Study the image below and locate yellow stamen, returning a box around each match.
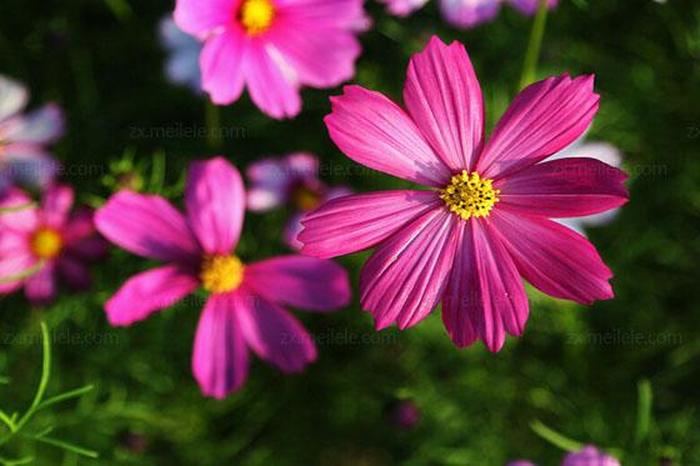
[239,0,275,35]
[292,186,321,212]
[200,255,245,294]
[440,170,500,220]
[30,228,64,259]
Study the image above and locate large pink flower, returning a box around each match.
[173,0,368,119]
[299,36,628,352]
[0,185,106,305]
[95,157,351,398]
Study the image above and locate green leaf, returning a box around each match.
[38,385,94,411]
[32,435,99,459]
[634,379,653,445]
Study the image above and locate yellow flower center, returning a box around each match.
[239,0,275,35]
[292,186,321,211]
[200,255,245,294]
[440,170,500,220]
[30,228,64,259]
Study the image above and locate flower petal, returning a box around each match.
[0,189,38,233]
[0,248,35,294]
[105,265,199,326]
[491,210,614,304]
[0,75,28,122]
[439,0,502,29]
[200,29,247,105]
[476,74,600,179]
[192,292,249,398]
[441,220,528,352]
[57,255,91,290]
[325,85,450,187]
[25,262,56,305]
[497,157,628,218]
[561,445,620,466]
[185,157,245,255]
[95,191,201,263]
[509,0,557,16]
[404,36,484,171]
[41,184,74,229]
[1,144,60,190]
[62,208,108,260]
[245,45,302,119]
[174,0,238,37]
[1,104,65,145]
[379,0,429,16]
[236,290,317,372]
[299,190,440,259]
[360,207,459,330]
[245,255,350,311]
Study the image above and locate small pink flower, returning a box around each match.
[0,75,64,194]
[509,0,557,16]
[506,462,537,466]
[173,0,368,119]
[0,185,106,305]
[95,157,351,398]
[379,0,429,17]
[299,36,628,351]
[562,445,620,466]
[246,152,350,249]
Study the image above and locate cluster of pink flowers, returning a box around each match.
[508,444,621,466]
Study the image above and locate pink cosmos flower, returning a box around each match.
[0,185,106,305]
[562,446,620,466]
[298,37,628,351]
[173,0,368,119]
[95,157,351,398]
[246,152,350,249]
[0,75,63,194]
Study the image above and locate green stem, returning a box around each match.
[518,0,549,90]
[530,420,583,452]
[205,102,223,150]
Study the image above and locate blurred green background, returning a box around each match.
[1,0,699,464]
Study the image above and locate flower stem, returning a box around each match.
[518,0,549,90]
[530,419,583,452]
[205,101,223,150]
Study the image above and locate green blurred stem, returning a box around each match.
[205,102,224,150]
[634,379,653,445]
[530,420,583,452]
[518,0,549,90]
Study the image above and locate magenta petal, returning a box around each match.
[2,103,65,145]
[477,74,600,179]
[441,220,528,352]
[325,85,450,187]
[492,210,614,304]
[0,189,38,233]
[25,262,56,306]
[360,208,459,330]
[200,29,247,106]
[562,445,620,466]
[439,0,502,29]
[245,255,350,311]
[404,36,484,171]
[0,250,35,294]
[95,191,200,263]
[174,0,237,37]
[498,157,628,218]
[236,290,317,373]
[57,255,91,290]
[299,190,440,259]
[192,292,249,398]
[105,265,199,326]
[185,157,245,255]
[245,45,302,119]
[41,184,74,229]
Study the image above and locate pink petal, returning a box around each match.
[95,191,201,264]
[299,190,440,259]
[105,265,199,326]
[476,74,600,179]
[236,289,317,372]
[185,157,245,255]
[192,292,249,398]
[441,220,528,352]
[245,255,350,311]
[1,103,65,145]
[491,210,614,304]
[25,262,56,305]
[497,157,628,218]
[379,0,429,16]
[0,189,38,233]
[41,184,74,229]
[509,0,558,16]
[325,85,450,187]
[174,0,238,37]
[360,207,459,330]
[0,75,28,122]
[1,144,60,190]
[283,211,304,250]
[404,36,484,171]
[57,255,91,290]
[200,29,248,105]
[0,247,35,294]
[562,445,620,466]
[62,208,108,260]
[245,45,302,119]
[439,0,502,29]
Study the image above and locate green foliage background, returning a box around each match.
[1,0,699,464]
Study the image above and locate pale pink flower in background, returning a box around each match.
[509,0,557,15]
[174,0,368,119]
[0,75,63,194]
[159,16,203,92]
[96,157,350,398]
[562,445,620,466]
[506,461,537,466]
[299,36,628,351]
[246,152,350,249]
[379,0,429,16]
[0,185,106,305]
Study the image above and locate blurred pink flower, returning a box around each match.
[506,462,537,466]
[299,36,628,351]
[509,0,557,15]
[0,185,106,305]
[173,0,368,119]
[0,75,64,194]
[95,157,351,398]
[246,152,350,250]
[379,0,429,16]
[159,16,203,92]
[561,446,620,466]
